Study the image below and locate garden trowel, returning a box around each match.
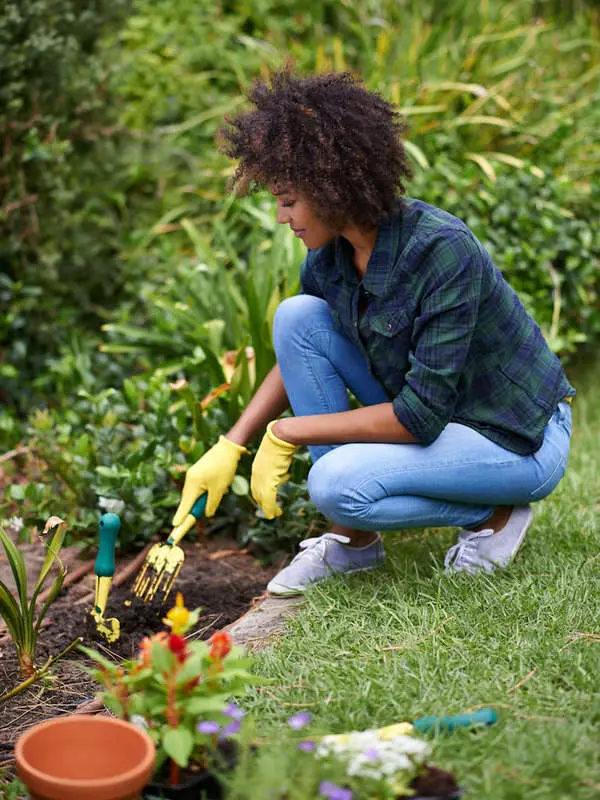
[132,493,207,604]
[91,513,121,643]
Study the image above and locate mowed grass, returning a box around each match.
[246,360,600,799]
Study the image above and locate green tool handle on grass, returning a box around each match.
[167,493,207,547]
[412,708,498,733]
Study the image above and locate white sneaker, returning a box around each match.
[444,506,533,575]
[267,532,385,596]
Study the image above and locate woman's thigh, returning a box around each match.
[308,403,572,511]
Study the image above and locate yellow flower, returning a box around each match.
[164,592,190,635]
[376,722,414,740]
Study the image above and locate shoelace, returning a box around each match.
[290,533,351,566]
[444,529,494,570]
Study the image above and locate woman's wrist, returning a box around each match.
[270,417,296,443]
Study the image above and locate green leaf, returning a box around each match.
[103,694,125,718]
[0,581,24,644]
[78,645,119,673]
[185,695,231,715]
[0,527,28,614]
[9,484,25,501]
[231,475,249,496]
[162,727,194,767]
[151,640,172,672]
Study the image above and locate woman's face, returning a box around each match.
[270,186,337,250]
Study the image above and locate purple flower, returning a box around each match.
[296,739,316,752]
[223,703,245,721]
[362,747,380,760]
[319,781,353,800]
[287,712,312,730]
[219,719,241,740]
[197,720,220,735]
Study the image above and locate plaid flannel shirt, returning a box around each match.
[300,198,575,455]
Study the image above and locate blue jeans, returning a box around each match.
[273,295,572,531]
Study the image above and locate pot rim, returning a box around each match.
[15,715,155,794]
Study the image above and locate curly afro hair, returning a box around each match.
[218,70,412,232]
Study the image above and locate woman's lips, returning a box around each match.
[292,228,305,238]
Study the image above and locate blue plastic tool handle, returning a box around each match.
[190,494,207,519]
[412,708,498,733]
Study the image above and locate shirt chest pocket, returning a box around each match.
[368,306,410,337]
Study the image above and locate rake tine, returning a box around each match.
[160,563,184,604]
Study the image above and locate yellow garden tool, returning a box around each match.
[90,513,121,643]
[132,494,207,604]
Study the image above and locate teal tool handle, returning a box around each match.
[94,513,121,577]
[413,708,497,733]
[190,494,207,519]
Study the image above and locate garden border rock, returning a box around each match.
[224,595,304,650]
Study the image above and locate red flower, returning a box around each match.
[168,633,188,663]
[209,631,232,661]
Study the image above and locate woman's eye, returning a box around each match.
[282,199,295,208]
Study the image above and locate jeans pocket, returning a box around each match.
[527,455,568,502]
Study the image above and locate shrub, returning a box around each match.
[0,0,128,413]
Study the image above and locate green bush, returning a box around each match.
[410,158,600,355]
[0,0,128,413]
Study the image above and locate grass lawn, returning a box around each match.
[246,358,600,799]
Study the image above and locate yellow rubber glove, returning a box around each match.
[251,421,299,519]
[173,436,249,521]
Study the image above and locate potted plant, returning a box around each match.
[82,593,261,799]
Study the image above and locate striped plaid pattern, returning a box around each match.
[300,198,574,455]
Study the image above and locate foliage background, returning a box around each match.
[1,0,599,551]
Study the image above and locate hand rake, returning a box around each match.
[132,494,207,604]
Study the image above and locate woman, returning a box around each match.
[172,71,574,595]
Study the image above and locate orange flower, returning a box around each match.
[139,631,168,667]
[208,631,232,661]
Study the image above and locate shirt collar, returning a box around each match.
[332,205,402,296]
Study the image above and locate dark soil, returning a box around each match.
[406,764,462,798]
[0,533,280,749]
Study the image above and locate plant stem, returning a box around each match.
[0,636,83,706]
[169,757,180,787]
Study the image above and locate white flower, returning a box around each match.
[8,516,24,533]
[98,497,125,514]
[316,727,431,783]
[130,714,149,731]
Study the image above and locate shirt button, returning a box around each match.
[387,323,392,330]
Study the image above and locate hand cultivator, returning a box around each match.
[132,493,207,604]
[90,513,121,643]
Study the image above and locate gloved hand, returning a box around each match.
[173,436,249,521]
[251,421,299,519]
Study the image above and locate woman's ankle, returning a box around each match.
[331,524,379,548]
[471,506,514,534]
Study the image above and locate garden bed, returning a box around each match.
[0,532,279,748]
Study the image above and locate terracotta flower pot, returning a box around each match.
[15,715,155,800]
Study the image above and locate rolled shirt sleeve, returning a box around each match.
[392,231,484,444]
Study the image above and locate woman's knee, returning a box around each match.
[273,295,330,352]
[308,449,369,524]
